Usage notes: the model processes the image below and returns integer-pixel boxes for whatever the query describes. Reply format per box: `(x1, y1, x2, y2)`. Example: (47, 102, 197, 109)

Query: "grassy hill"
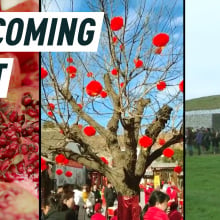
(186, 95, 220, 111)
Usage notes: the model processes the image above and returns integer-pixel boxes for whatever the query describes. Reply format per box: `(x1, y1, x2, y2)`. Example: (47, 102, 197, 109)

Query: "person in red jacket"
(143, 190, 170, 220)
(144, 183, 154, 204)
(168, 202, 182, 220)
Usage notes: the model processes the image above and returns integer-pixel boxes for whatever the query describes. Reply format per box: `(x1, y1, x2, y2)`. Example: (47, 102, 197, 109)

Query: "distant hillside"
(186, 95, 220, 111)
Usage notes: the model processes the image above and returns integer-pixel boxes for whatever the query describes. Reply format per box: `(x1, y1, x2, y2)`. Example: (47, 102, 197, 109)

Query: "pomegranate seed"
(7, 111, 18, 122)
(22, 95, 33, 106)
(19, 144, 29, 155)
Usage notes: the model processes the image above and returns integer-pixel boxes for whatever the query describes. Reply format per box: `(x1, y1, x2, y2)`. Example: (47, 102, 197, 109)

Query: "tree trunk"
(117, 195, 141, 220)
(108, 175, 142, 220)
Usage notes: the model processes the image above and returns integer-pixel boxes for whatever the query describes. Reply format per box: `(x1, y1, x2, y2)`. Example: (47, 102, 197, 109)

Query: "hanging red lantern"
(158, 138, 166, 146)
(156, 81, 166, 91)
(47, 111, 54, 117)
(100, 157, 109, 165)
(87, 72, 93, 77)
(152, 33, 169, 47)
(139, 136, 153, 148)
(65, 171, 72, 177)
(179, 80, 183, 92)
(56, 169, 63, 175)
(84, 126, 96, 136)
(41, 157, 48, 171)
(77, 103, 83, 109)
(154, 47, 163, 55)
(120, 44, 124, 51)
(112, 36, 118, 44)
(120, 82, 124, 87)
(86, 80, 103, 97)
(69, 73, 76, 78)
(110, 16, 124, 31)
(111, 68, 118, 75)
(100, 91, 108, 98)
(47, 103, 55, 111)
(55, 154, 66, 164)
(66, 65, 77, 74)
(163, 148, 174, 158)
(174, 165, 182, 174)
(63, 158, 69, 165)
(41, 67, 48, 79)
(67, 57, 73, 63)
(134, 59, 143, 68)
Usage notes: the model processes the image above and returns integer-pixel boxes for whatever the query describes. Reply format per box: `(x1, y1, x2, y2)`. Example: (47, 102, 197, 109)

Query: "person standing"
(92, 184, 102, 204)
(78, 185, 95, 220)
(104, 182, 117, 218)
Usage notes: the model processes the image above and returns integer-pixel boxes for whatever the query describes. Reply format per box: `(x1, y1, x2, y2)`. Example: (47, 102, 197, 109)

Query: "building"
(185, 109, 220, 129)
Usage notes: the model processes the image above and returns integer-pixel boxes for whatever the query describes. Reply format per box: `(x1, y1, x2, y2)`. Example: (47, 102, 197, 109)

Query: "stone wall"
(185, 109, 220, 129)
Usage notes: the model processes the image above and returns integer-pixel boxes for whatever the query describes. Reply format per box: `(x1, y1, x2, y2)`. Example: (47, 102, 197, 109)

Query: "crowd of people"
(186, 127, 220, 155)
(41, 182, 117, 220)
(141, 181, 183, 220)
(41, 180, 183, 220)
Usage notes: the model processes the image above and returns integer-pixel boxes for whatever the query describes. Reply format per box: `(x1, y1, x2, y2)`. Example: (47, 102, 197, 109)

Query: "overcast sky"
(186, 0, 220, 100)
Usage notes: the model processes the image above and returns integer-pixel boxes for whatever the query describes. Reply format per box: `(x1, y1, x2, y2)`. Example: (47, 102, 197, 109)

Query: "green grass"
(186, 95, 220, 111)
(185, 155, 220, 219)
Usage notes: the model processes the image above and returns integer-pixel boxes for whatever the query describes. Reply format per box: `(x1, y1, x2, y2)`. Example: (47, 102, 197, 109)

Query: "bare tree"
(41, 0, 183, 219)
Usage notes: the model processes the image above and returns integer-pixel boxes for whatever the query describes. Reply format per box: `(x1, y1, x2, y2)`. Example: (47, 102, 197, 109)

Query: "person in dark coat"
(168, 202, 182, 220)
(104, 182, 117, 218)
(142, 190, 170, 220)
(92, 184, 102, 204)
(41, 194, 60, 220)
(57, 191, 77, 220)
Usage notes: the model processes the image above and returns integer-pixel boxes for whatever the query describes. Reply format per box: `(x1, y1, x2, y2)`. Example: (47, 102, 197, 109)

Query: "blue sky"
(41, 0, 183, 130)
(186, 0, 220, 100)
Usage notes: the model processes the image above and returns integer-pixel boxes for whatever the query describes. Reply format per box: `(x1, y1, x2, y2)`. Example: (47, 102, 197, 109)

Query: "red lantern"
(77, 103, 83, 109)
(60, 129, 64, 134)
(100, 91, 108, 98)
(41, 67, 48, 79)
(47, 111, 53, 117)
(56, 169, 63, 175)
(47, 103, 55, 111)
(134, 59, 143, 68)
(100, 157, 109, 165)
(179, 80, 183, 92)
(163, 148, 174, 158)
(112, 36, 118, 44)
(86, 80, 103, 97)
(69, 73, 76, 78)
(87, 72, 93, 77)
(154, 47, 163, 55)
(41, 157, 47, 171)
(174, 165, 182, 174)
(152, 33, 169, 47)
(111, 68, 118, 75)
(139, 136, 153, 148)
(66, 65, 77, 74)
(65, 171, 72, 177)
(63, 158, 69, 165)
(55, 154, 66, 164)
(110, 16, 124, 31)
(158, 138, 166, 146)
(84, 126, 96, 136)
(67, 57, 73, 63)
(120, 82, 124, 87)
(156, 81, 166, 91)
(120, 44, 124, 51)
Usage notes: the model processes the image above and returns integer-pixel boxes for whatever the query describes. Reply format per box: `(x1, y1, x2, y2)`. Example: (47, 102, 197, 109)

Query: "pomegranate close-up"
(0, 0, 39, 219)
